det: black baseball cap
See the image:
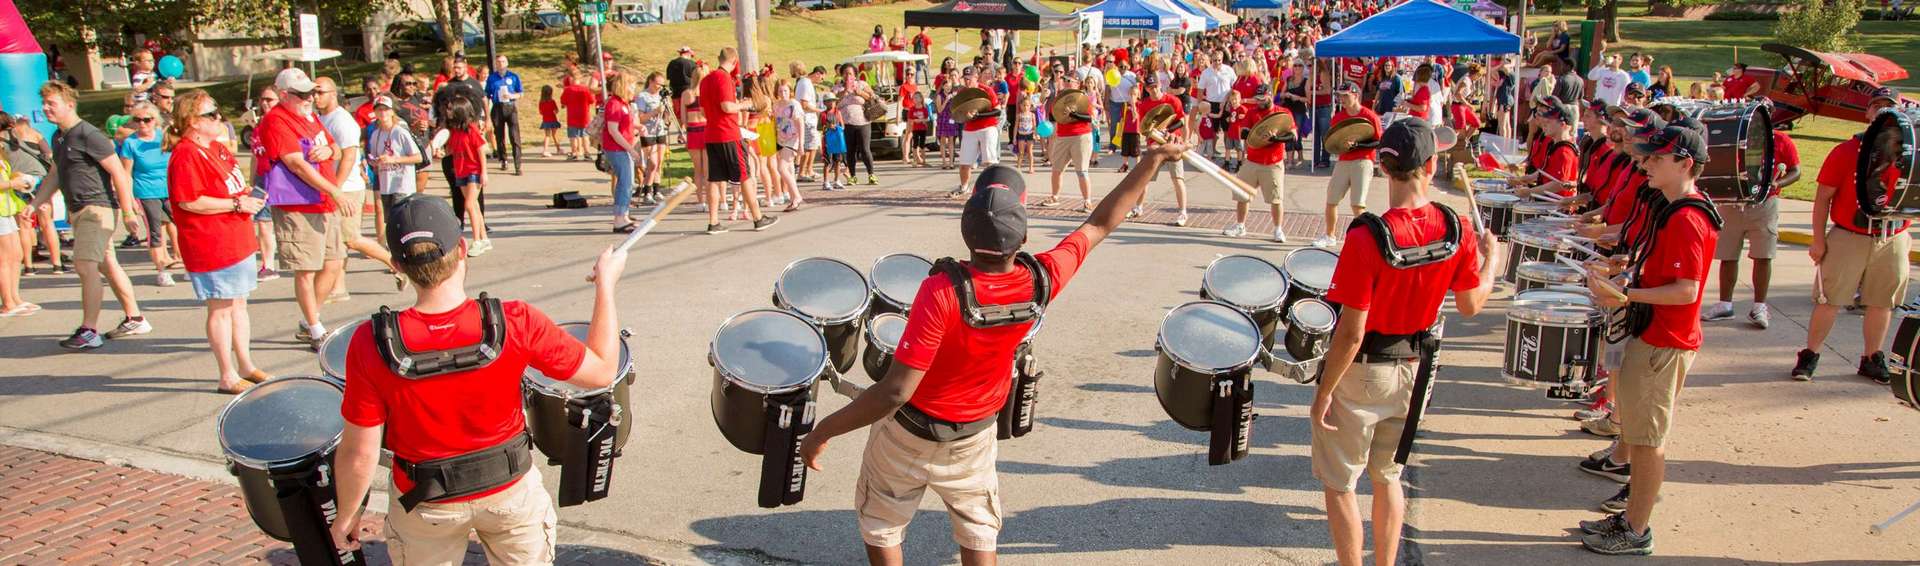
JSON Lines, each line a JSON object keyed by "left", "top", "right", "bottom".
{"left": 1872, "top": 87, "right": 1900, "bottom": 105}
{"left": 1377, "top": 117, "right": 1436, "bottom": 174}
{"left": 1537, "top": 102, "right": 1577, "bottom": 126}
{"left": 1252, "top": 83, "right": 1272, "bottom": 97}
{"left": 1671, "top": 115, "right": 1707, "bottom": 139}
{"left": 961, "top": 166, "right": 1028, "bottom": 255}
{"left": 386, "top": 196, "right": 465, "bottom": 265}
{"left": 1612, "top": 107, "right": 1666, "bottom": 137}
{"left": 1632, "top": 125, "right": 1709, "bottom": 164}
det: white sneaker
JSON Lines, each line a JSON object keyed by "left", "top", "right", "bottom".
{"left": 1128, "top": 205, "right": 1144, "bottom": 218}
{"left": 467, "top": 239, "right": 492, "bottom": 257}
{"left": 1311, "top": 235, "right": 1339, "bottom": 249}
{"left": 1222, "top": 222, "right": 1247, "bottom": 237}
{"left": 1748, "top": 304, "right": 1772, "bottom": 329}
{"left": 156, "top": 272, "right": 175, "bottom": 287}
{"left": 1701, "top": 301, "right": 1735, "bottom": 321}
{"left": 1272, "top": 227, "right": 1289, "bottom": 243}
{"left": 1174, "top": 212, "right": 1190, "bottom": 227}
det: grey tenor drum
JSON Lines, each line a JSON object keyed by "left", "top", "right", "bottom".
{"left": 317, "top": 318, "right": 368, "bottom": 383}
{"left": 218, "top": 375, "right": 361, "bottom": 564}
{"left": 524, "top": 322, "right": 635, "bottom": 463}
{"left": 1504, "top": 223, "right": 1567, "bottom": 285}
{"left": 1281, "top": 247, "right": 1339, "bottom": 312}
{"left": 1199, "top": 254, "right": 1290, "bottom": 341}
{"left": 1504, "top": 290, "right": 1602, "bottom": 387}
{"left": 1153, "top": 301, "right": 1264, "bottom": 465}
{"left": 1475, "top": 192, "right": 1521, "bottom": 237}
{"left": 710, "top": 309, "right": 829, "bottom": 508}
{"left": 774, "top": 257, "right": 872, "bottom": 375}
{"left": 861, "top": 312, "right": 909, "bottom": 380}
{"left": 868, "top": 253, "right": 933, "bottom": 317}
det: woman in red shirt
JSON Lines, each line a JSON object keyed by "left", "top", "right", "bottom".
{"left": 441, "top": 98, "right": 492, "bottom": 254}
{"left": 167, "top": 90, "right": 272, "bottom": 394}
{"left": 537, "top": 85, "right": 560, "bottom": 158}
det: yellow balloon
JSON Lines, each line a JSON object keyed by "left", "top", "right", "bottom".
{"left": 1105, "top": 68, "right": 1121, "bottom": 87}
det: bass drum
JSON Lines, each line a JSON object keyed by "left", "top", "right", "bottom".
{"left": 773, "top": 257, "right": 872, "bottom": 375}
{"left": 710, "top": 309, "right": 829, "bottom": 454}
{"left": 1857, "top": 107, "right": 1920, "bottom": 219}
{"left": 1153, "top": 301, "right": 1265, "bottom": 430}
{"left": 868, "top": 253, "right": 933, "bottom": 317}
{"left": 524, "top": 322, "right": 635, "bottom": 463}
{"left": 1697, "top": 102, "right": 1775, "bottom": 205}
{"left": 1199, "top": 254, "right": 1290, "bottom": 342}
{"left": 861, "top": 312, "right": 909, "bottom": 380}
{"left": 316, "top": 318, "right": 368, "bottom": 383}
{"left": 218, "top": 376, "right": 346, "bottom": 542}
{"left": 1889, "top": 313, "right": 1920, "bottom": 409}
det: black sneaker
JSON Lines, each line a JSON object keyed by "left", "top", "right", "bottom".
{"left": 1600, "top": 485, "right": 1631, "bottom": 513}
{"left": 1791, "top": 349, "right": 1819, "bottom": 381}
{"left": 1860, "top": 352, "right": 1892, "bottom": 384}
{"left": 59, "top": 327, "right": 104, "bottom": 350}
{"left": 706, "top": 223, "right": 729, "bottom": 235}
{"left": 1579, "top": 512, "right": 1628, "bottom": 535}
{"left": 1579, "top": 457, "right": 1631, "bottom": 483}
{"left": 119, "top": 235, "right": 143, "bottom": 248}
{"left": 752, "top": 215, "right": 780, "bottom": 231}
{"left": 1582, "top": 523, "right": 1654, "bottom": 556}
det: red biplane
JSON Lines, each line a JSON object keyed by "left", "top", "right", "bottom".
{"left": 1745, "top": 43, "right": 1910, "bottom": 125}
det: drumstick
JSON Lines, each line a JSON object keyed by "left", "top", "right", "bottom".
{"left": 1146, "top": 131, "right": 1258, "bottom": 202}
{"left": 1460, "top": 173, "right": 1487, "bottom": 232}
{"left": 1566, "top": 240, "right": 1608, "bottom": 261}
{"left": 1871, "top": 498, "right": 1920, "bottom": 535}
{"left": 590, "top": 179, "right": 695, "bottom": 281}
{"left": 1557, "top": 255, "right": 1592, "bottom": 277}
{"left": 1532, "top": 192, "right": 1566, "bottom": 202}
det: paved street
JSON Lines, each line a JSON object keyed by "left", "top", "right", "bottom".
{"left": 2, "top": 149, "right": 1918, "bottom": 564}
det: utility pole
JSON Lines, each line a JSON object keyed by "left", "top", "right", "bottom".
{"left": 734, "top": 0, "right": 760, "bottom": 71}
{"left": 481, "top": 0, "right": 499, "bottom": 68}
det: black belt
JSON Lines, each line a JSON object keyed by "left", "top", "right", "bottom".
{"left": 1357, "top": 353, "right": 1420, "bottom": 363}
{"left": 892, "top": 403, "right": 994, "bottom": 443}
{"left": 392, "top": 433, "right": 532, "bottom": 512}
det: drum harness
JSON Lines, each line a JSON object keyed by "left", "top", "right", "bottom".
{"left": 1604, "top": 195, "right": 1725, "bottom": 345}
{"left": 1343, "top": 204, "right": 1464, "bottom": 464}
{"left": 890, "top": 254, "right": 1052, "bottom": 443}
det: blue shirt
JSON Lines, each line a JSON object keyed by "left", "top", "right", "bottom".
{"left": 116, "top": 133, "right": 170, "bottom": 200}
{"left": 486, "top": 71, "right": 524, "bottom": 104}
{"left": 824, "top": 125, "right": 847, "bottom": 154}
{"left": 1628, "top": 70, "right": 1651, "bottom": 87}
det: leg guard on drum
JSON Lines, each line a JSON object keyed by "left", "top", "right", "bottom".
{"left": 269, "top": 463, "right": 368, "bottom": 566}
{"left": 757, "top": 391, "right": 814, "bottom": 508}
{"left": 1208, "top": 371, "right": 1255, "bottom": 466}
{"left": 997, "top": 343, "right": 1041, "bottom": 440}
{"left": 558, "top": 395, "right": 622, "bottom": 507}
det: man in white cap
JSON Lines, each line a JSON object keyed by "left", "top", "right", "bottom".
{"left": 260, "top": 67, "right": 345, "bottom": 349}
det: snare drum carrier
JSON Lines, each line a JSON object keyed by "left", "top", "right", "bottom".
{"left": 895, "top": 254, "right": 1052, "bottom": 443}
{"left": 1607, "top": 197, "right": 1724, "bottom": 344}
{"left": 1346, "top": 204, "right": 1462, "bottom": 465}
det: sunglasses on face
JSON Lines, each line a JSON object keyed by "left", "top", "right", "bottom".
{"left": 131, "top": 117, "right": 155, "bottom": 124}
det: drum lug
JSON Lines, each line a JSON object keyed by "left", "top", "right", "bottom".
{"left": 315, "top": 463, "right": 332, "bottom": 488}
{"left": 777, "top": 404, "right": 794, "bottom": 430}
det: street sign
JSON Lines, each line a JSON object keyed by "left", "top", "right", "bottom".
{"left": 583, "top": 12, "right": 605, "bottom": 25}
{"left": 582, "top": 1, "right": 609, "bottom": 13}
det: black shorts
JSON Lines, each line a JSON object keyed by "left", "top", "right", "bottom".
{"left": 1121, "top": 133, "right": 1141, "bottom": 157}
{"left": 1014, "top": 133, "right": 1034, "bottom": 143}
{"left": 910, "top": 131, "right": 928, "bottom": 148}
{"left": 705, "top": 141, "right": 748, "bottom": 183}
{"left": 640, "top": 135, "right": 667, "bottom": 147}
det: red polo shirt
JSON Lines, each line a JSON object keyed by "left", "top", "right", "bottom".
{"left": 1820, "top": 137, "right": 1910, "bottom": 234}
{"left": 1326, "top": 204, "right": 1484, "bottom": 334}
{"left": 1634, "top": 197, "right": 1717, "bottom": 351}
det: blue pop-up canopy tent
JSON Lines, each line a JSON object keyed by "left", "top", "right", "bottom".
{"left": 1078, "top": 0, "right": 1183, "bottom": 32}
{"left": 1159, "top": 0, "right": 1218, "bottom": 30}
{"left": 1314, "top": 0, "right": 1521, "bottom": 57}
{"left": 1229, "top": 0, "right": 1288, "bottom": 10}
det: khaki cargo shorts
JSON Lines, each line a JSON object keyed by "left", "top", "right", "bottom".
{"left": 1311, "top": 360, "right": 1415, "bottom": 492}
{"left": 335, "top": 190, "right": 367, "bottom": 241}
{"left": 1328, "top": 159, "right": 1372, "bottom": 209}
{"left": 1714, "top": 198, "right": 1779, "bottom": 261}
{"left": 1616, "top": 338, "right": 1697, "bottom": 448}
{"left": 1050, "top": 133, "right": 1092, "bottom": 174}
{"left": 271, "top": 208, "right": 344, "bottom": 272}
{"left": 68, "top": 205, "right": 120, "bottom": 264}
{"left": 856, "top": 416, "right": 1002, "bottom": 551}
{"left": 1234, "top": 161, "right": 1285, "bottom": 205}
{"left": 1817, "top": 228, "right": 1910, "bottom": 309}
{"left": 384, "top": 466, "right": 557, "bottom": 566}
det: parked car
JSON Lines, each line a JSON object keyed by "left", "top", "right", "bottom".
{"left": 794, "top": 0, "right": 837, "bottom": 10}
{"left": 614, "top": 11, "right": 662, "bottom": 26}
{"left": 385, "top": 20, "right": 484, "bottom": 55}
{"left": 504, "top": 11, "right": 571, "bottom": 32}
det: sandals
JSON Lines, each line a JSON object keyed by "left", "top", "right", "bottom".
{"left": 0, "top": 303, "right": 40, "bottom": 317}
{"left": 242, "top": 369, "right": 274, "bottom": 384}
{"left": 1037, "top": 198, "right": 1061, "bottom": 208}
{"left": 613, "top": 223, "right": 639, "bottom": 234}
{"left": 217, "top": 381, "right": 257, "bottom": 395}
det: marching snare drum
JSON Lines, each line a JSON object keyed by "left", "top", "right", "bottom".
{"left": 1281, "top": 247, "right": 1339, "bottom": 311}
{"left": 524, "top": 322, "right": 634, "bottom": 462}
{"left": 868, "top": 253, "right": 933, "bottom": 317}
{"left": 861, "top": 312, "right": 909, "bottom": 380}
{"left": 1200, "top": 254, "right": 1290, "bottom": 341}
{"left": 1697, "top": 102, "right": 1776, "bottom": 205}
{"left": 316, "top": 318, "right": 367, "bottom": 383}
{"left": 774, "top": 257, "right": 872, "bottom": 375}
{"left": 1512, "top": 200, "right": 1560, "bottom": 228}
{"left": 1859, "top": 108, "right": 1920, "bottom": 219}
{"left": 710, "top": 309, "right": 829, "bottom": 508}
{"left": 1475, "top": 192, "right": 1522, "bottom": 237}
{"left": 218, "top": 376, "right": 351, "bottom": 545}
{"left": 1516, "top": 260, "right": 1585, "bottom": 293}
{"left": 1504, "top": 290, "right": 1602, "bottom": 386}
{"left": 1504, "top": 224, "right": 1567, "bottom": 285}
{"left": 1282, "top": 298, "right": 1338, "bottom": 362}
{"left": 1472, "top": 178, "right": 1511, "bottom": 194}
{"left": 1153, "top": 301, "right": 1263, "bottom": 465}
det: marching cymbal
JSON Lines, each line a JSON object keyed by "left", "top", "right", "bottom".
{"left": 1247, "top": 112, "right": 1297, "bottom": 149}
{"left": 1433, "top": 125, "right": 1459, "bottom": 152}
{"left": 1324, "top": 117, "right": 1378, "bottom": 155}
{"left": 1140, "top": 104, "right": 1179, "bottom": 136}
{"left": 1051, "top": 89, "right": 1091, "bottom": 124}
{"left": 947, "top": 87, "right": 992, "bottom": 122}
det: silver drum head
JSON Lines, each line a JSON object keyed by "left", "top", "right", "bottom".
{"left": 318, "top": 319, "right": 367, "bottom": 381}
{"left": 218, "top": 376, "right": 345, "bottom": 470}
{"left": 525, "top": 322, "right": 629, "bottom": 398}
{"left": 1158, "top": 301, "right": 1263, "bottom": 373}
{"left": 1475, "top": 192, "right": 1521, "bottom": 209}
{"left": 866, "top": 312, "right": 908, "bottom": 354}
{"left": 1284, "top": 248, "right": 1340, "bottom": 294}
{"left": 712, "top": 309, "right": 829, "bottom": 394}
{"left": 1510, "top": 289, "right": 1600, "bottom": 326}
{"left": 1517, "top": 261, "right": 1584, "bottom": 284}
{"left": 1202, "top": 255, "right": 1289, "bottom": 312}
{"left": 775, "top": 257, "right": 872, "bottom": 325}
{"left": 870, "top": 254, "right": 933, "bottom": 311}
{"left": 1288, "top": 298, "right": 1337, "bottom": 333}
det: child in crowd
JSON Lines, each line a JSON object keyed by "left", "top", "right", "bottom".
{"left": 1221, "top": 90, "right": 1244, "bottom": 171}
{"left": 1013, "top": 97, "right": 1036, "bottom": 173}
{"left": 822, "top": 108, "right": 849, "bottom": 191}
{"left": 935, "top": 82, "right": 960, "bottom": 169}
{"left": 365, "top": 97, "right": 421, "bottom": 247}
{"left": 561, "top": 73, "right": 594, "bottom": 160}
{"left": 440, "top": 100, "right": 491, "bottom": 255}
{"left": 537, "top": 85, "right": 560, "bottom": 158}
{"left": 772, "top": 79, "right": 805, "bottom": 212}
{"left": 907, "top": 94, "right": 930, "bottom": 167}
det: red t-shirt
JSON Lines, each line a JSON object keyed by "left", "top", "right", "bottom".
{"left": 908, "top": 106, "right": 930, "bottom": 132}
{"left": 167, "top": 139, "right": 257, "bottom": 273}
{"left": 1582, "top": 140, "right": 1617, "bottom": 195}
{"left": 699, "top": 69, "right": 743, "bottom": 143}
{"left": 1634, "top": 199, "right": 1717, "bottom": 351}
{"left": 1604, "top": 172, "right": 1649, "bottom": 228}
{"left": 1820, "top": 137, "right": 1911, "bottom": 234}
{"left": 601, "top": 96, "right": 634, "bottom": 151}
{"left": 445, "top": 125, "right": 487, "bottom": 179}
{"left": 1770, "top": 130, "right": 1799, "bottom": 198}
{"left": 1054, "top": 98, "right": 1092, "bottom": 137}
{"left": 1136, "top": 93, "right": 1184, "bottom": 140}
{"left": 1722, "top": 75, "right": 1756, "bottom": 99}
{"left": 1238, "top": 104, "right": 1291, "bottom": 166}
{"left": 341, "top": 300, "right": 587, "bottom": 501}
{"left": 1326, "top": 204, "right": 1483, "bottom": 335}
{"left": 352, "top": 102, "right": 376, "bottom": 128}
{"left": 1331, "top": 107, "right": 1381, "bottom": 162}
{"left": 1232, "top": 75, "right": 1262, "bottom": 100}
{"left": 561, "top": 84, "right": 594, "bottom": 128}
{"left": 1539, "top": 141, "right": 1578, "bottom": 197}
{"left": 258, "top": 104, "right": 337, "bottom": 214}
{"left": 1406, "top": 85, "right": 1432, "bottom": 120}
{"left": 894, "top": 232, "right": 1089, "bottom": 423}
{"left": 539, "top": 99, "right": 560, "bottom": 123}
{"left": 964, "top": 89, "right": 1002, "bottom": 131}
{"left": 1341, "top": 59, "right": 1369, "bottom": 85}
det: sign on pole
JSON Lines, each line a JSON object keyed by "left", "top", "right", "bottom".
{"left": 581, "top": 2, "right": 609, "bottom": 25}
{"left": 1079, "top": 12, "right": 1104, "bottom": 46}
{"left": 299, "top": 14, "right": 320, "bottom": 57}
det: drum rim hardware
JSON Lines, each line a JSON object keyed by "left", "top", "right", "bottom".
{"left": 869, "top": 253, "right": 933, "bottom": 311}
{"left": 775, "top": 256, "right": 874, "bottom": 326}
{"left": 525, "top": 322, "right": 635, "bottom": 398}
{"left": 710, "top": 308, "right": 832, "bottom": 395}
{"left": 1283, "top": 247, "right": 1340, "bottom": 295}
{"left": 1509, "top": 289, "right": 1602, "bottom": 326}
{"left": 1156, "top": 300, "right": 1265, "bottom": 374}
{"left": 218, "top": 375, "right": 345, "bottom": 471}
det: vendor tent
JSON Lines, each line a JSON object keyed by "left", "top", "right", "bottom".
{"left": 1078, "top": 0, "right": 1184, "bottom": 32}
{"left": 1192, "top": 0, "right": 1240, "bottom": 26}
{"left": 1229, "top": 0, "right": 1289, "bottom": 10}
{"left": 1314, "top": 0, "right": 1521, "bottom": 57}
{"left": 904, "top": 0, "right": 1076, "bottom": 30}
{"left": 1159, "top": 0, "right": 1219, "bottom": 30}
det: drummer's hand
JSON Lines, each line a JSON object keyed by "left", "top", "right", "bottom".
{"left": 800, "top": 433, "right": 828, "bottom": 471}
{"left": 1574, "top": 221, "right": 1606, "bottom": 239}
{"left": 1560, "top": 194, "right": 1590, "bottom": 210}
{"left": 587, "top": 245, "right": 629, "bottom": 285}
{"left": 1148, "top": 142, "right": 1188, "bottom": 161}
{"left": 1311, "top": 391, "right": 1339, "bottom": 432}
{"left": 1808, "top": 238, "right": 1826, "bottom": 264}
{"left": 329, "top": 515, "right": 367, "bottom": 552}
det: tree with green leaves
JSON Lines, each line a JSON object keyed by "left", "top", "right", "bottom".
{"left": 1775, "top": 0, "right": 1862, "bottom": 53}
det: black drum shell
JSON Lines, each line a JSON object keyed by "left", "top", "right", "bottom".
{"left": 527, "top": 377, "right": 633, "bottom": 462}
{"left": 1504, "top": 237, "right": 1560, "bottom": 285}
{"left": 824, "top": 320, "right": 863, "bottom": 375}
{"left": 231, "top": 455, "right": 324, "bottom": 542}
{"left": 1891, "top": 314, "right": 1920, "bottom": 407}
{"left": 712, "top": 371, "right": 817, "bottom": 454}
{"left": 1503, "top": 316, "right": 1600, "bottom": 385}
{"left": 861, "top": 341, "right": 897, "bottom": 382}
{"left": 1154, "top": 354, "right": 1225, "bottom": 431}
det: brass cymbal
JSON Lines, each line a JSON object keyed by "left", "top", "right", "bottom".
{"left": 1140, "top": 104, "right": 1179, "bottom": 136}
{"left": 1051, "top": 89, "right": 1091, "bottom": 124}
{"left": 947, "top": 87, "right": 992, "bottom": 122}
{"left": 1324, "top": 117, "right": 1378, "bottom": 155}
{"left": 1247, "top": 112, "right": 1297, "bottom": 149}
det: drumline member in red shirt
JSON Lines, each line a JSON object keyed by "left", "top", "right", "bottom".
{"left": 1577, "top": 125, "right": 1722, "bottom": 556}
{"left": 328, "top": 197, "right": 631, "bottom": 562}
{"left": 1132, "top": 75, "right": 1191, "bottom": 226}
{"left": 1313, "top": 117, "right": 1496, "bottom": 566}
{"left": 799, "top": 152, "right": 1180, "bottom": 565}
{"left": 1224, "top": 83, "right": 1294, "bottom": 242}
{"left": 1318, "top": 82, "right": 1381, "bottom": 249}
{"left": 1043, "top": 81, "right": 1096, "bottom": 211}
{"left": 1510, "top": 100, "right": 1579, "bottom": 199}
{"left": 949, "top": 68, "right": 1004, "bottom": 200}
{"left": 1791, "top": 89, "right": 1907, "bottom": 382}
{"left": 1701, "top": 123, "right": 1800, "bottom": 328}
{"left": 701, "top": 47, "right": 779, "bottom": 235}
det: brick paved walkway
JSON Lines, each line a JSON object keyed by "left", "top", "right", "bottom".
{"left": 725, "top": 187, "right": 1351, "bottom": 240}
{"left": 0, "top": 445, "right": 656, "bottom": 565}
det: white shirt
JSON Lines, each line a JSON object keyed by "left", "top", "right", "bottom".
{"left": 1111, "top": 71, "right": 1139, "bottom": 103}
{"left": 365, "top": 125, "right": 419, "bottom": 196}
{"left": 1588, "top": 66, "right": 1632, "bottom": 106}
{"left": 317, "top": 107, "right": 367, "bottom": 193}
{"left": 1198, "top": 64, "right": 1236, "bottom": 103}
{"left": 795, "top": 76, "right": 819, "bottom": 115}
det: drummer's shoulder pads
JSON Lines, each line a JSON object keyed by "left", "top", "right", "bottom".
{"left": 930, "top": 254, "right": 1052, "bottom": 328}
{"left": 1347, "top": 204, "right": 1463, "bottom": 269}
{"left": 371, "top": 293, "right": 508, "bottom": 380}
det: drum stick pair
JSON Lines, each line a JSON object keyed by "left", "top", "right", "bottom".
{"left": 589, "top": 179, "right": 696, "bottom": 281}
{"left": 1565, "top": 240, "right": 1609, "bottom": 261}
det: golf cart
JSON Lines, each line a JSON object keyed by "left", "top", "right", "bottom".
{"left": 844, "top": 50, "right": 928, "bottom": 160}
{"left": 232, "top": 48, "right": 344, "bottom": 142}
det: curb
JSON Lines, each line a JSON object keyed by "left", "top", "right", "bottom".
{"left": 1778, "top": 228, "right": 1920, "bottom": 262}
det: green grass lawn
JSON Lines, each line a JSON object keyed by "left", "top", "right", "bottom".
{"left": 1522, "top": 7, "right": 1919, "bottom": 88}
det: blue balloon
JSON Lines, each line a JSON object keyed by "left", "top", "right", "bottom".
{"left": 157, "top": 55, "right": 185, "bottom": 79}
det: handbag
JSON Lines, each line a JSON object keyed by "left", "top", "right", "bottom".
{"left": 262, "top": 137, "right": 325, "bottom": 206}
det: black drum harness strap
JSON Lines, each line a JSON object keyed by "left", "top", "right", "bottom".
{"left": 1605, "top": 196, "right": 1725, "bottom": 344}
{"left": 889, "top": 254, "right": 1053, "bottom": 444}
{"left": 1346, "top": 204, "right": 1463, "bottom": 270}
{"left": 260, "top": 459, "right": 369, "bottom": 565}
{"left": 757, "top": 387, "right": 813, "bottom": 509}
{"left": 371, "top": 294, "right": 506, "bottom": 379}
